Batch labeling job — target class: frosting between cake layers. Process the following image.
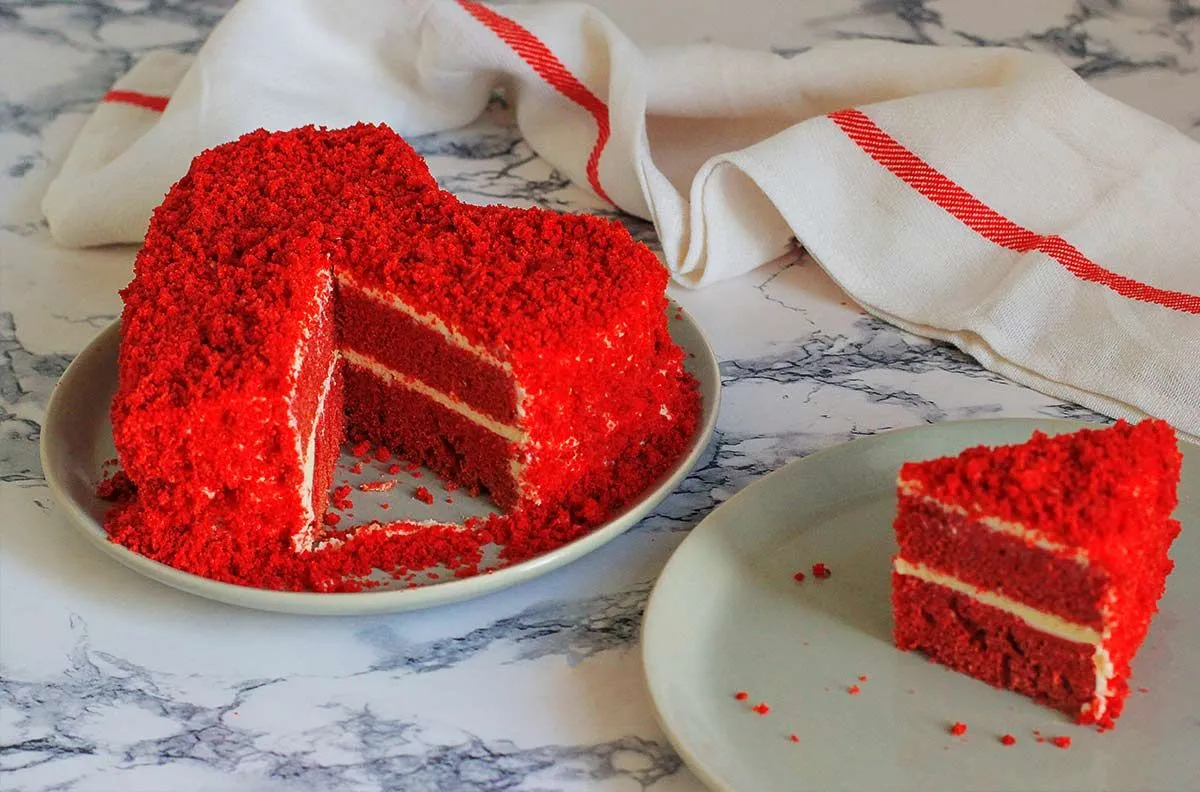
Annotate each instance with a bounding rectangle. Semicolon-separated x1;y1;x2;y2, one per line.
893;557;1113;718
898;480;1088;563
335;272;528;419
340;349;526;444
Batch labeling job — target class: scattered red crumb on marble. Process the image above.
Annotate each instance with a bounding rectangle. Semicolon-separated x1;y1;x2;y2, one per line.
1138;687;1149;693
410;470;424;479
811;562;831;579
1033;730;1045;744
445;481;460;492
380;502;390;510
359;480;396;493
322;513;341;526
734;691;749;701
793;571;806;582
789;734;800;743
387;463;402;475
751;703;770;715
414;487;434;505
1001;734;1016;746
949;722;968;737
374;445;392;462
351;440;371;458
857;675;868;682
847;685;861;695
1051;736;1071;749
349;462;364;474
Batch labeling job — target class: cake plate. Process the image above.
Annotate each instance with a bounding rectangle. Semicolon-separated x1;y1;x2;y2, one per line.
641;418;1198;792
40;303;720;615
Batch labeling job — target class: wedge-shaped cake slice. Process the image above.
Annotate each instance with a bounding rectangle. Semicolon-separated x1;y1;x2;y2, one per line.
891;419;1182;729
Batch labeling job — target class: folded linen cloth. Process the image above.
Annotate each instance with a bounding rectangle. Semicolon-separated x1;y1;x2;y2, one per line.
42;0;1200;441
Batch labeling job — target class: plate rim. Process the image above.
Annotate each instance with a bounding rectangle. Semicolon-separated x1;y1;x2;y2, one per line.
640;416;1196;792
39;303;721;615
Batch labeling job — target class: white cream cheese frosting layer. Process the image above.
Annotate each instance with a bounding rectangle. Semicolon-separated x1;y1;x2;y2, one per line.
894;557;1113;720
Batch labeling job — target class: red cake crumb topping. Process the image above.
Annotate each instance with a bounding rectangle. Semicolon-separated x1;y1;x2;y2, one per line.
949;722;968;736
812;562;832;579
898;420;1181;563
1000;734;1016;746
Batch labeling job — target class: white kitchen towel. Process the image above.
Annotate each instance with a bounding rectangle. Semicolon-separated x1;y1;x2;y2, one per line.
42;0;1200;441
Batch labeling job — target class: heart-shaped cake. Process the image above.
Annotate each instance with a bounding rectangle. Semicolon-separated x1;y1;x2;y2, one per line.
102;124;699;590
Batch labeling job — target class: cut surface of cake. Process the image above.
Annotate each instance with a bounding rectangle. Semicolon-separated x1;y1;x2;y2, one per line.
891;419;1182;729
104;124;700;589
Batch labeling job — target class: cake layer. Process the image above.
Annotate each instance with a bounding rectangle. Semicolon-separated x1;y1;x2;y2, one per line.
335;276;520;424
343;360;520;509
894;492;1109;629
893;571;1102;719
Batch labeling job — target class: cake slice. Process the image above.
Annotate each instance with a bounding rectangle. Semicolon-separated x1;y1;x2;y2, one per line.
891;419;1182;728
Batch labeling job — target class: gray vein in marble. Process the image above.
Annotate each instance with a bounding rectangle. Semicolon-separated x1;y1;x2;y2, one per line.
2;612;683;792
1;312;73;482
359;584;653;674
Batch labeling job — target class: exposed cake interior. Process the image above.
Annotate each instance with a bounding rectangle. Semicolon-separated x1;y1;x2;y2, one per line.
891;419;1182;728
104;123;701;590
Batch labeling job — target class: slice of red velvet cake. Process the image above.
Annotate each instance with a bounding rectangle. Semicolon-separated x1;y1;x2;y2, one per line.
107;123;698;580
891;419;1182;729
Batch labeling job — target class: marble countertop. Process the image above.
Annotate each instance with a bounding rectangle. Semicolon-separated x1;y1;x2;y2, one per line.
3;2;1197;790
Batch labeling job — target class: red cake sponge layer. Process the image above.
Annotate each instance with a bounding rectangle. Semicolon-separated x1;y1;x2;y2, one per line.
893;573;1099;718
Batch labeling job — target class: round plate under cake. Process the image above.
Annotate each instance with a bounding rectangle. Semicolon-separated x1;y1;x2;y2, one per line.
641;418;1197;792
40;304;719;615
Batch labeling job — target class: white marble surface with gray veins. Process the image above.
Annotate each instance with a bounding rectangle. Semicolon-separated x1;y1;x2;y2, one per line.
3;1;1197;790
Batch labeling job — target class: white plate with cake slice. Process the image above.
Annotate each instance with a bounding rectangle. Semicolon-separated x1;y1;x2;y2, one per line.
40;303;719;615
642;418;1198;792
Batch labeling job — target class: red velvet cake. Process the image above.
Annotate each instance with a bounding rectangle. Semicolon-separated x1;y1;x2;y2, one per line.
891;419;1182;729
107;123;698;583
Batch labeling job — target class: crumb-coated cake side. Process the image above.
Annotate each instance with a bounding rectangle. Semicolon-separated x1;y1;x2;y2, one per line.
891;419;1182;729
106;124;700;588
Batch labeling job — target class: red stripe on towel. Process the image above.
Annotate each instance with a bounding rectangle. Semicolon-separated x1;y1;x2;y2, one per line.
102;90;169;112
456;0;615;205
829;108;1200;315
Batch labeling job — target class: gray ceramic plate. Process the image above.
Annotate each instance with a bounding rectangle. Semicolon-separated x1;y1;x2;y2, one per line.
40;304;719;615
642;419;1197;792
